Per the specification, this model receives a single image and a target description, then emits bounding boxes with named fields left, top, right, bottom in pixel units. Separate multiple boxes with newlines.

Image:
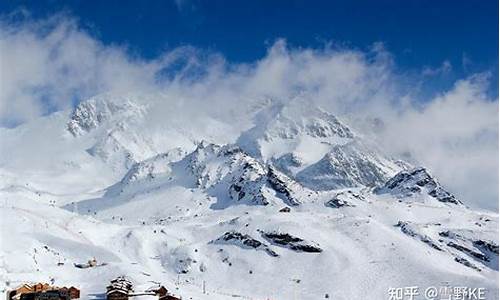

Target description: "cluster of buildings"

left=6, top=283, right=80, bottom=300
left=6, top=278, right=181, bottom=300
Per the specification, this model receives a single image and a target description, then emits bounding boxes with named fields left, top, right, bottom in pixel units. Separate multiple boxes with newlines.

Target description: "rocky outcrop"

left=212, top=231, right=278, bottom=257
left=182, top=142, right=307, bottom=208
left=266, top=166, right=301, bottom=206
left=325, top=198, right=353, bottom=208
left=376, top=168, right=461, bottom=205
left=261, top=232, right=322, bottom=253
left=396, top=222, right=498, bottom=271
left=473, top=240, right=499, bottom=255
left=325, top=190, right=363, bottom=208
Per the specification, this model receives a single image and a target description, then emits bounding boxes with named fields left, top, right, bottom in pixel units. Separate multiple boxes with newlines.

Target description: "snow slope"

left=1, top=93, right=497, bottom=300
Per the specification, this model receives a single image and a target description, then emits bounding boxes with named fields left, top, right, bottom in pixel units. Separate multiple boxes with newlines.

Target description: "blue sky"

left=1, top=0, right=498, bottom=96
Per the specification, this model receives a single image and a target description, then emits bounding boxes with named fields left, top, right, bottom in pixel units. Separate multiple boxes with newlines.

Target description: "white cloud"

left=377, top=74, right=498, bottom=210
left=422, top=60, right=452, bottom=76
left=0, top=15, right=497, bottom=210
left=0, top=15, right=163, bottom=125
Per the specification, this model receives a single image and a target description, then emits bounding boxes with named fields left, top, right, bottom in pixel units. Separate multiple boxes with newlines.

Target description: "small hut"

left=87, top=257, right=97, bottom=267
left=144, top=285, right=168, bottom=298
left=279, top=207, right=291, bottom=213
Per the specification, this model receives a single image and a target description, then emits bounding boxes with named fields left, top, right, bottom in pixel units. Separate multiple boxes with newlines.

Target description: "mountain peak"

left=67, top=93, right=146, bottom=136
left=254, top=99, right=353, bottom=140
left=296, top=140, right=402, bottom=190
left=237, top=99, right=354, bottom=162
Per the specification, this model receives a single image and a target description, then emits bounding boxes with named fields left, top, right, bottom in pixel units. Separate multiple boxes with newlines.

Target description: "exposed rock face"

left=261, top=232, right=322, bottom=253
left=454, top=257, right=482, bottom=271
left=183, top=142, right=268, bottom=206
left=447, top=242, right=490, bottom=262
left=266, top=166, right=301, bottom=206
left=375, top=168, right=461, bottom=205
left=474, top=240, right=499, bottom=255
left=213, top=231, right=278, bottom=257
left=326, top=197, right=353, bottom=208
left=228, top=160, right=270, bottom=206
left=182, top=142, right=308, bottom=208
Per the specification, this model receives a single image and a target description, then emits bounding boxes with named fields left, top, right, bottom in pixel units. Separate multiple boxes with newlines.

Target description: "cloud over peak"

left=0, top=14, right=497, bottom=210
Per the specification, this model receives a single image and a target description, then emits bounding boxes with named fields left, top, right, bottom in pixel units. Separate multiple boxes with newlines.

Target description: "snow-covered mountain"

left=237, top=99, right=406, bottom=191
left=237, top=100, right=355, bottom=166
left=1, top=93, right=497, bottom=300
left=67, top=94, right=148, bottom=136
left=296, top=140, right=404, bottom=190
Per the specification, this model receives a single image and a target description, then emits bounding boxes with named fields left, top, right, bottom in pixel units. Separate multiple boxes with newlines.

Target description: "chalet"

left=74, top=257, right=103, bottom=269
left=144, top=285, right=168, bottom=298
left=106, top=276, right=133, bottom=300
left=142, top=285, right=181, bottom=300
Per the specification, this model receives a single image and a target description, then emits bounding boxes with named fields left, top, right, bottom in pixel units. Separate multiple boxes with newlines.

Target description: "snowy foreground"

left=0, top=93, right=498, bottom=299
